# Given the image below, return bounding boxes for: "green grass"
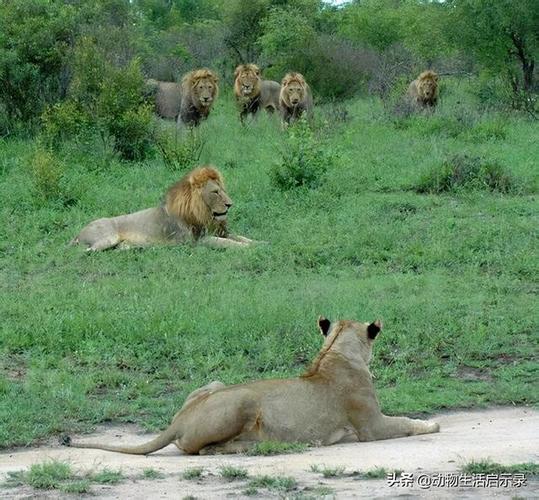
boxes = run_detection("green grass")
[141,468,165,480]
[2,460,124,494]
[461,460,538,476]
[220,465,249,481]
[182,467,204,480]
[361,467,403,479]
[89,468,124,484]
[247,474,298,492]
[0,83,538,447]
[310,464,346,478]
[248,441,309,456]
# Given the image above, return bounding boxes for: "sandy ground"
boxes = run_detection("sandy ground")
[1,406,537,499]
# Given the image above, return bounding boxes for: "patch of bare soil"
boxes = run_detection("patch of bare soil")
[1,407,537,499]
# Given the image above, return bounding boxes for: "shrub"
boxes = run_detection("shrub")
[156,128,205,171]
[31,148,65,201]
[271,120,338,191]
[98,58,155,161]
[41,101,91,147]
[415,154,518,194]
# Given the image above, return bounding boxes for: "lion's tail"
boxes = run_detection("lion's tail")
[60,424,180,455]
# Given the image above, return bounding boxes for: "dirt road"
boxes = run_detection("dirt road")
[1,406,537,498]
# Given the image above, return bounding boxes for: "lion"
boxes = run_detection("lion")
[233,64,281,123]
[407,70,439,109]
[62,316,440,455]
[71,166,257,251]
[279,72,314,125]
[178,69,219,127]
[144,79,182,120]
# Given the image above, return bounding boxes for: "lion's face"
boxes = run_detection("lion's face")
[419,79,437,99]
[283,81,305,106]
[201,179,232,222]
[192,77,217,108]
[235,65,261,97]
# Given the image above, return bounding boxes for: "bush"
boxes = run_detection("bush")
[271,120,338,191]
[98,58,155,161]
[41,101,91,147]
[31,148,65,201]
[156,128,205,172]
[415,154,518,194]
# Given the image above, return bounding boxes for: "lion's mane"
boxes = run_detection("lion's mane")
[165,166,225,232]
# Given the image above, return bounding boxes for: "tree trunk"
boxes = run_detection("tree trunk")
[510,32,535,92]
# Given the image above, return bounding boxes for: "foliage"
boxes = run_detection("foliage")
[30,148,65,201]
[182,467,204,480]
[461,460,538,476]
[247,475,298,492]
[448,0,539,97]
[220,466,249,481]
[310,464,346,478]
[0,0,76,123]
[156,128,205,171]
[415,153,519,194]
[2,461,125,494]
[271,120,338,191]
[248,440,309,456]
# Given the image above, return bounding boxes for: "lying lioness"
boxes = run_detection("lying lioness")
[62,317,440,455]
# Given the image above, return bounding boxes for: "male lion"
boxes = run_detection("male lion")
[144,79,181,120]
[279,72,314,125]
[71,166,256,251]
[408,70,439,109]
[62,317,440,455]
[234,64,281,123]
[178,69,219,127]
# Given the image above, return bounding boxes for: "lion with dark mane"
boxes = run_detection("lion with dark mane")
[178,69,219,126]
[71,166,257,251]
[234,64,281,123]
[62,317,439,455]
[279,72,313,124]
[407,70,439,109]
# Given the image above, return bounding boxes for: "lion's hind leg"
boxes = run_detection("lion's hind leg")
[177,389,261,454]
[75,218,121,252]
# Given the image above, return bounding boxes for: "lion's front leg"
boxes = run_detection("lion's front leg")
[353,414,440,442]
[199,236,250,248]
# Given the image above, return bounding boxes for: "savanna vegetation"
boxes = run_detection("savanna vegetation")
[0,0,538,449]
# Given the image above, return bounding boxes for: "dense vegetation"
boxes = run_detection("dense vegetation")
[0,0,537,448]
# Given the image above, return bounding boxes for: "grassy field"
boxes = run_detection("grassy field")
[0,80,537,448]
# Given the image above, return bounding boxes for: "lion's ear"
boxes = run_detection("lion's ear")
[234,66,241,78]
[318,316,331,337]
[367,319,382,340]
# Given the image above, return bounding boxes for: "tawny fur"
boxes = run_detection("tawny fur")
[279,72,314,124]
[62,317,440,455]
[233,64,280,123]
[71,166,257,251]
[407,70,439,109]
[178,68,219,126]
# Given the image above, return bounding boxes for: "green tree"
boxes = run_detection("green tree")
[449,0,538,93]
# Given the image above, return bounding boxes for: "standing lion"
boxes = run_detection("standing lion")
[407,70,439,109]
[233,64,281,123]
[144,79,182,120]
[178,69,219,127]
[71,166,257,251]
[279,72,314,125]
